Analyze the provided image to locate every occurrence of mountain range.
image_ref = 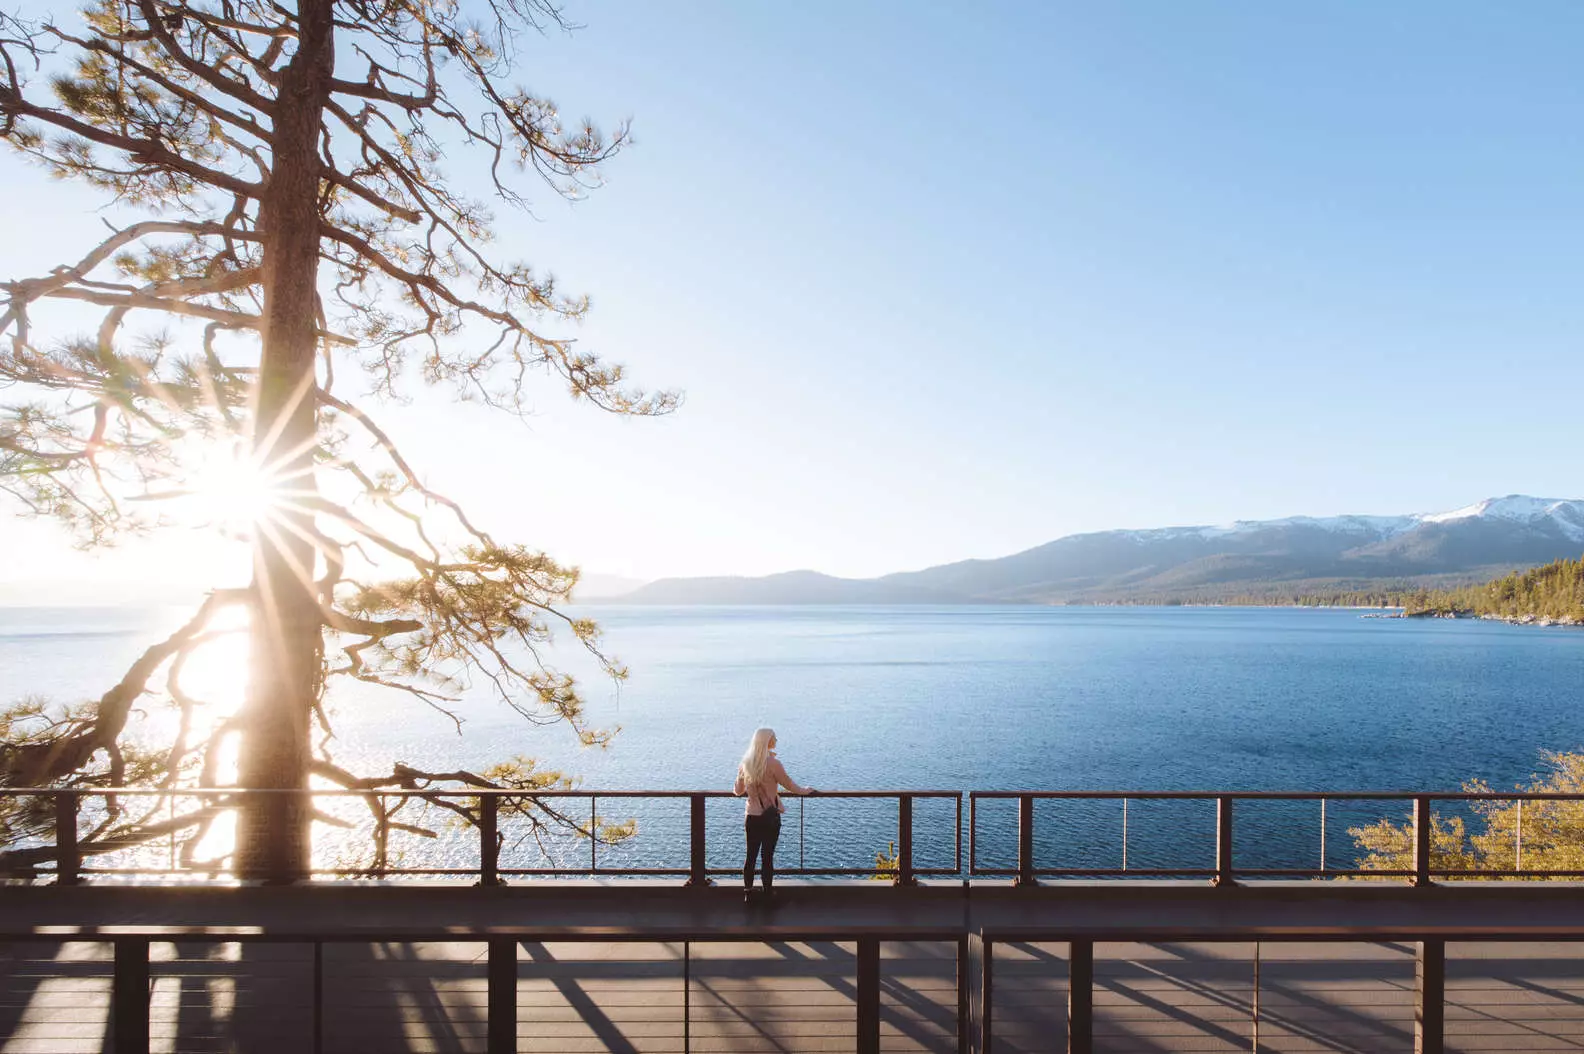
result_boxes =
[613,495,1584,605]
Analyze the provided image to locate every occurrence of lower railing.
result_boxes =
[0,926,1555,1054]
[968,929,1533,1054]
[1,929,957,1054]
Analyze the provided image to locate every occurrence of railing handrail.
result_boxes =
[0,787,961,798]
[7,786,964,887]
[15,786,1584,801]
[970,789,1584,801]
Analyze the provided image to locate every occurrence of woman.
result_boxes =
[733,727,814,902]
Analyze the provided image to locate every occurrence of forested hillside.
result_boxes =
[1404,557,1584,623]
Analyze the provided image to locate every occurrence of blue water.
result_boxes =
[565,605,1584,792]
[2,605,1582,877]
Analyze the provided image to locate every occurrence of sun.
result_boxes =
[185,440,288,539]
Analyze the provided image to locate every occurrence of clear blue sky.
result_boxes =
[3,0,1583,593]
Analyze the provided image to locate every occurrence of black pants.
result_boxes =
[743,810,782,891]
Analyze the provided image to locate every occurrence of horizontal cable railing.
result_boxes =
[969,790,1584,886]
[12,785,1584,887]
[1,926,1573,1054]
[0,787,961,886]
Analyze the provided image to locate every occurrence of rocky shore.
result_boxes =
[1396,610,1583,627]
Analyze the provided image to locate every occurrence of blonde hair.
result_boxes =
[740,727,775,786]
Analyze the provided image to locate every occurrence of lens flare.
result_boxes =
[187,443,283,538]
[175,605,252,720]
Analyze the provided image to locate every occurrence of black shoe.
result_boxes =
[761,889,780,908]
[743,888,756,905]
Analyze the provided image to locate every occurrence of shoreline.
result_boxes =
[1400,610,1583,628]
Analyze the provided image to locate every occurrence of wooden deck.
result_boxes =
[4,881,1584,1052]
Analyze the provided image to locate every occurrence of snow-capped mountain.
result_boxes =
[619,496,1584,605]
[1418,496,1584,542]
[1163,496,1584,544]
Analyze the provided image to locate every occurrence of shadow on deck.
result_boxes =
[5,881,1584,1053]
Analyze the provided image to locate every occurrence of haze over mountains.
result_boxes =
[614,496,1584,606]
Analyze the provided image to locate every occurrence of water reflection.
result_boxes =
[171,605,249,721]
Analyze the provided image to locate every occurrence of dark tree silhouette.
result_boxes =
[0,0,674,878]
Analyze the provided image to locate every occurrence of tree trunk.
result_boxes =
[235,0,335,882]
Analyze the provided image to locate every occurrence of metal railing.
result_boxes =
[969,929,1552,1054]
[969,790,1584,886]
[0,787,962,886]
[2,927,964,1054]
[5,925,1571,1054]
[14,784,1584,888]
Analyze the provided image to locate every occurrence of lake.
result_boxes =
[3,605,1582,877]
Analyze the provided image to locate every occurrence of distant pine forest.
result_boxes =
[1152,558,1584,621]
[1398,556,1584,623]
[1118,572,1518,608]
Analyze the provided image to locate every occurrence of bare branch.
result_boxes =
[0,588,247,786]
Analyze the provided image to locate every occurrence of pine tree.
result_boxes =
[0,0,674,878]
[1405,558,1584,624]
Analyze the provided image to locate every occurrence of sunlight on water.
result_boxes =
[136,606,251,870]
[191,809,238,870]
[174,605,250,722]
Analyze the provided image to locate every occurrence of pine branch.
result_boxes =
[0,589,249,786]
[0,87,262,199]
[131,0,279,114]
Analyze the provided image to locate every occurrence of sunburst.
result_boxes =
[186,441,283,539]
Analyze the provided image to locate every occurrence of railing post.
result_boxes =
[1253,940,1261,1051]
[55,791,80,886]
[113,937,149,1054]
[957,935,971,1054]
[895,794,917,887]
[1015,794,1036,887]
[1213,795,1236,887]
[313,941,323,1054]
[968,795,977,875]
[955,793,963,876]
[479,793,499,887]
[799,796,806,870]
[1515,799,1523,872]
[488,938,516,1054]
[964,933,993,1054]
[857,937,880,1054]
[1121,798,1129,872]
[685,793,712,887]
[1413,796,1433,887]
[1415,939,1445,1054]
[1068,939,1094,1054]
[1320,797,1328,873]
